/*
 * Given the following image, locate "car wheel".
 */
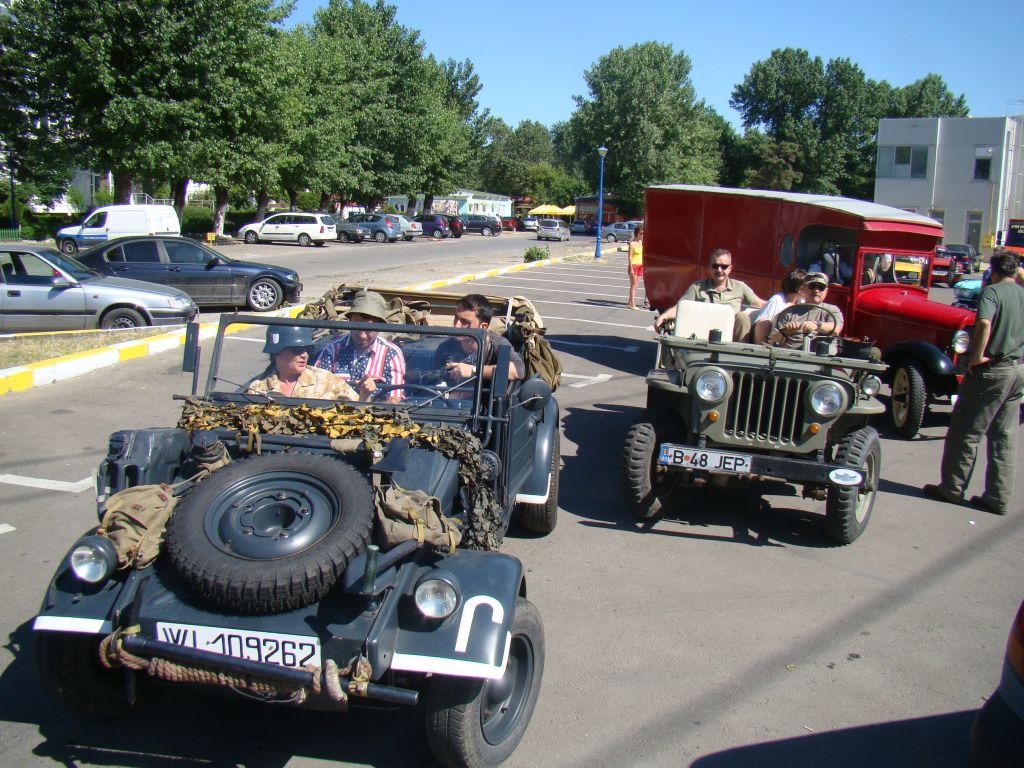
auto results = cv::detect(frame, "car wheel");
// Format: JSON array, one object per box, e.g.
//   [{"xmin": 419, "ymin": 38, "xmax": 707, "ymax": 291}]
[
  {"xmin": 246, "ymin": 278, "xmax": 283, "ymax": 312},
  {"xmin": 404, "ymin": 235, "xmax": 413, "ymax": 241},
  {"xmin": 100, "ymin": 308, "xmax": 145, "ymax": 330},
  {"xmin": 453, "ymin": 232, "xmax": 462, "ymax": 238},
  {"xmin": 314, "ymin": 240, "xmax": 325, "ymax": 247},
  {"xmin": 432, "ymin": 230, "xmax": 442, "ymax": 240},
  {"xmin": 515, "ymin": 430, "xmax": 560, "ymax": 535},
  {"xmin": 59, "ymin": 239, "xmax": 79, "ymax": 255},
  {"xmin": 297, "ymin": 232, "xmax": 313, "ymax": 247},
  {"xmin": 890, "ymin": 361, "xmax": 926, "ymax": 439},
  {"xmin": 374, "ymin": 231, "xmax": 387, "ymax": 243},
  {"xmin": 481, "ymin": 227, "xmax": 492, "ymax": 237},
  {"xmin": 243, "ymin": 231, "xmax": 260, "ymax": 244},
  {"xmin": 425, "ymin": 597, "xmax": 544, "ymax": 768},
  {"xmin": 343, "ymin": 232, "xmax": 354, "ymax": 242},
  {"xmin": 825, "ymin": 427, "xmax": 881, "ymax": 544},
  {"xmin": 37, "ymin": 631, "xmax": 134, "ymax": 718},
  {"xmin": 622, "ymin": 420, "xmax": 681, "ymax": 519},
  {"xmin": 605, "ymin": 233, "xmax": 617, "ymax": 242},
  {"xmin": 166, "ymin": 454, "xmax": 373, "ymax": 614}
]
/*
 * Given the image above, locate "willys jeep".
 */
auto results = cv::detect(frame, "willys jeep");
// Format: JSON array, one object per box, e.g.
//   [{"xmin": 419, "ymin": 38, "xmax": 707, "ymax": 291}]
[
  {"xmin": 623, "ymin": 301, "xmax": 887, "ymax": 545},
  {"xmin": 33, "ymin": 302, "xmax": 560, "ymax": 768}
]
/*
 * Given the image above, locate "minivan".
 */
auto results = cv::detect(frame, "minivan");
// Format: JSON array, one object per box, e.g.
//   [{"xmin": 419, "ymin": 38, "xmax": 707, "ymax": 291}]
[{"xmin": 56, "ymin": 205, "xmax": 181, "ymax": 255}]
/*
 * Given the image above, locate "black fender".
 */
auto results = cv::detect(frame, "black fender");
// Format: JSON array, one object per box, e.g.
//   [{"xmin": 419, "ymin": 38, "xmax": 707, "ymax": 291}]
[
  {"xmin": 882, "ymin": 341, "xmax": 955, "ymax": 381},
  {"xmin": 514, "ymin": 399, "xmax": 559, "ymax": 505},
  {"xmin": 33, "ymin": 530, "xmax": 123, "ymax": 637},
  {"xmin": 382, "ymin": 550, "xmax": 524, "ymax": 680}
]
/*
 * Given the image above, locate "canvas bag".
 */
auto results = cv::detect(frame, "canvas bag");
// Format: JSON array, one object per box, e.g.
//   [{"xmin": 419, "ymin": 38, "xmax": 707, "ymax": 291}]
[
  {"xmin": 375, "ymin": 483, "xmax": 461, "ymax": 553},
  {"xmin": 492, "ymin": 296, "xmax": 563, "ymax": 391},
  {"xmin": 96, "ymin": 484, "xmax": 178, "ymax": 570}
]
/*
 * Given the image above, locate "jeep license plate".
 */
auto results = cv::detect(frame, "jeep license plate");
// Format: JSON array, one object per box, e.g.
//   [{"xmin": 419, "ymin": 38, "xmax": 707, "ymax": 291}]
[
  {"xmin": 155, "ymin": 621, "xmax": 321, "ymax": 670},
  {"xmin": 658, "ymin": 444, "xmax": 752, "ymax": 474}
]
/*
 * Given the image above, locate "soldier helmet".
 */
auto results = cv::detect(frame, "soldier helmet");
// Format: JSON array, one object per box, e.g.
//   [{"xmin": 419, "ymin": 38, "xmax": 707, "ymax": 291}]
[{"xmin": 263, "ymin": 325, "xmax": 315, "ymax": 354}]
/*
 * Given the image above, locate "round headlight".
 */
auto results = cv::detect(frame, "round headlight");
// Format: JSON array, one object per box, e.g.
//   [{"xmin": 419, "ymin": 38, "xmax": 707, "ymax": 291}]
[
  {"xmin": 951, "ymin": 329, "xmax": 970, "ymax": 355},
  {"xmin": 860, "ymin": 375, "xmax": 882, "ymax": 397},
  {"xmin": 810, "ymin": 384, "xmax": 844, "ymax": 417},
  {"xmin": 69, "ymin": 536, "xmax": 118, "ymax": 584},
  {"xmin": 415, "ymin": 577, "xmax": 460, "ymax": 620},
  {"xmin": 694, "ymin": 370, "xmax": 729, "ymax": 402}
]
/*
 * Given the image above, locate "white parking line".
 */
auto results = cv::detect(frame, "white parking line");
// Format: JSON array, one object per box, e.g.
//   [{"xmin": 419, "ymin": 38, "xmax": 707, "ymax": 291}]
[
  {"xmin": 551, "ymin": 339, "xmax": 639, "ymax": 353},
  {"xmin": 470, "ymin": 282, "xmax": 643, "ymax": 301},
  {"xmin": 0, "ymin": 524, "xmax": 15, "ymax": 535},
  {"xmin": 561, "ymin": 373, "xmax": 613, "ymax": 388},
  {"xmin": 543, "ymin": 315, "xmax": 653, "ymax": 330},
  {"xmin": 0, "ymin": 474, "xmax": 94, "ymax": 494}
]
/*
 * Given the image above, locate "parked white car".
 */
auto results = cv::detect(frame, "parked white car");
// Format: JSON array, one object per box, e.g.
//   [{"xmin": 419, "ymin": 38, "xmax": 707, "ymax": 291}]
[
  {"xmin": 396, "ymin": 215, "xmax": 422, "ymax": 240},
  {"xmin": 238, "ymin": 212, "xmax": 336, "ymax": 247},
  {"xmin": 56, "ymin": 205, "xmax": 181, "ymax": 255},
  {"xmin": 536, "ymin": 219, "xmax": 570, "ymax": 242}
]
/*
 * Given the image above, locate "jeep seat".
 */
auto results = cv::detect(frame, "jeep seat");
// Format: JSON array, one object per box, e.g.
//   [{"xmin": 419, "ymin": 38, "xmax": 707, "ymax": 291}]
[{"xmin": 671, "ymin": 300, "xmax": 735, "ymax": 341}]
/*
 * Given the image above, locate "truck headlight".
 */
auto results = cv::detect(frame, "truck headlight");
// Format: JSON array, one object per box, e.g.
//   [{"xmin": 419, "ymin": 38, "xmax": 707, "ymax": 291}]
[
  {"xmin": 414, "ymin": 573, "xmax": 461, "ymax": 619},
  {"xmin": 809, "ymin": 383, "xmax": 845, "ymax": 417},
  {"xmin": 951, "ymin": 329, "xmax": 970, "ymax": 355},
  {"xmin": 860, "ymin": 375, "xmax": 882, "ymax": 397},
  {"xmin": 69, "ymin": 536, "xmax": 118, "ymax": 584},
  {"xmin": 693, "ymin": 369, "xmax": 729, "ymax": 403}
]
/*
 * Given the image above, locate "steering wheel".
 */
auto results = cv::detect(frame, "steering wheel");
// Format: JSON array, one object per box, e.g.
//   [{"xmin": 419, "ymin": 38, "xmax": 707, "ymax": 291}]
[{"xmin": 368, "ymin": 383, "xmax": 448, "ymax": 401}]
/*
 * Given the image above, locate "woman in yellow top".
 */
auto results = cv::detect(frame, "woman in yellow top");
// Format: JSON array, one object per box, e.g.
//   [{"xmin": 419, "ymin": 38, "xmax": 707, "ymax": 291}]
[{"xmin": 627, "ymin": 223, "xmax": 646, "ymax": 310}]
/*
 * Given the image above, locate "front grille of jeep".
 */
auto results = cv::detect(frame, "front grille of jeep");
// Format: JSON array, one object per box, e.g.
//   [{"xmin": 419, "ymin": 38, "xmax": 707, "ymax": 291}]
[{"xmin": 723, "ymin": 372, "xmax": 807, "ymax": 446}]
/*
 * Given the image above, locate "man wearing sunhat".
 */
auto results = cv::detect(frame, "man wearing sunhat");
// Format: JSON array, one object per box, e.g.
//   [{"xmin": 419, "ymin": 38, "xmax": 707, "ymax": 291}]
[
  {"xmin": 314, "ymin": 290, "xmax": 406, "ymax": 402},
  {"xmin": 767, "ymin": 271, "xmax": 844, "ymax": 350}
]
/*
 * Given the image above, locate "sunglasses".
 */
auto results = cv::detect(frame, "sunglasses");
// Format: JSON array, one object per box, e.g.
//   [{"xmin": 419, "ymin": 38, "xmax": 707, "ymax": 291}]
[
  {"xmin": 285, "ymin": 345, "xmax": 314, "ymax": 355},
  {"xmin": 711, "ymin": 264, "xmax": 731, "ymax": 271},
  {"xmin": 806, "ymin": 284, "xmax": 827, "ymax": 291}
]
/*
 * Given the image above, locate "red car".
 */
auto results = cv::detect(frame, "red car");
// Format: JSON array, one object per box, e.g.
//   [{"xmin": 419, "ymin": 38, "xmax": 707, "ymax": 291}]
[
  {"xmin": 930, "ymin": 247, "xmax": 965, "ymax": 286},
  {"xmin": 502, "ymin": 217, "xmax": 522, "ymax": 232}
]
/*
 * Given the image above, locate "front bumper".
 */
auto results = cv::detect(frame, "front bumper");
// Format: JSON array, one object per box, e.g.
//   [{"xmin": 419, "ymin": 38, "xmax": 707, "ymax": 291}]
[
  {"xmin": 148, "ymin": 307, "xmax": 199, "ymax": 326},
  {"xmin": 284, "ymin": 283, "xmax": 302, "ymax": 303},
  {"xmin": 661, "ymin": 445, "xmax": 868, "ymax": 488}
]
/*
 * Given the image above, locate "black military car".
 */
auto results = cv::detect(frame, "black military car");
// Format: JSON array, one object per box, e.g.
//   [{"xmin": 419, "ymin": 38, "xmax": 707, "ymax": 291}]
[{"xmin": 33, "ymin": 302, "xmax": 560, "ymax": 767}]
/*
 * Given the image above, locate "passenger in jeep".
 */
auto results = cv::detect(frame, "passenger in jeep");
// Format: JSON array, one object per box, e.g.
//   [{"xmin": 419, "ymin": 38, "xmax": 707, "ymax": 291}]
[
  {"xmin": 768, "ymin": 271, "xmax": 844, "ymax": 351},
  {"xmin": 248, "ymin": 325, "xmax": 359, "ymax": 401},
  {"xmin": 438, "ymin": 293, "xmax": 525, "ymax": 385}
]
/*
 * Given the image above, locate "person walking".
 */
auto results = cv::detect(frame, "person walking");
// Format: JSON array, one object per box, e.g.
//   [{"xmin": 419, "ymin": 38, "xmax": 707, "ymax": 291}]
[
  {"xmin": 923, "ymin": 249, "xmax": 1024, "ymax": 515},
  {"xmin": 626, "ymin": 224, "xmax": 646, "ymax": 310}
]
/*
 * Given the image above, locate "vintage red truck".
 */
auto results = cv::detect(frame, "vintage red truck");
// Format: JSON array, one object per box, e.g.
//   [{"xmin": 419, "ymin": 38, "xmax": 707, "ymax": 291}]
[{"xmin": 643, "ymin": 184, "xmax": 975, "ymax": 439}]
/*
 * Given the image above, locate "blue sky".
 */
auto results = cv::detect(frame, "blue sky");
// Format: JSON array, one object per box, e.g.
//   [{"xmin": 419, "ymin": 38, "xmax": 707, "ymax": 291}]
[{"xmin": 289, "ymin": 0, "xmax": 1023, "ymax": 131}]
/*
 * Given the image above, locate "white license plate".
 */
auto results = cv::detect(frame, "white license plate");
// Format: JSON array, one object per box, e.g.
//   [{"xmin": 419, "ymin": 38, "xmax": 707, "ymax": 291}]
[
  {"xmin": 933, "ymin": 269, "xmax": 948, "ymax": 276},
  {"xmin": 659, "ymin": 444, "xmax": 752, "ymax": 474},
  {"xmin": 155, "ymin": 621, "xmax": 321, "ymax": 670}
]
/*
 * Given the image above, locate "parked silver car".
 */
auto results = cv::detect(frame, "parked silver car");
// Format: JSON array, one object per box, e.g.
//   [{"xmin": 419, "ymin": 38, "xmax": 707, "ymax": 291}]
[
  {"xmin": 537, "ymin": 219, "xmax": 570, "ymax": 242},
  {"xmin": 395, "ymin": 215, "xmax": 422, "ymax": 240},
  {"xmin": 602, "ymin": 220, "xmax": 642, "ymax": 242},
  {"xmin": 0, "ymin": 244, "xmax": 197, "ymax": 332}
]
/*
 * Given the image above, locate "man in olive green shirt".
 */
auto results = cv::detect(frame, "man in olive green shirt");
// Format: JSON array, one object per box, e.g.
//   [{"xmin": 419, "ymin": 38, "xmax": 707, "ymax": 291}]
[
  {"xmin": 924, "ymin": 250, "xmax": 1024, "ymax": 515},
  {"xmin": 656, "ymin": 248, "xmax": 765, "ymax": 340}
]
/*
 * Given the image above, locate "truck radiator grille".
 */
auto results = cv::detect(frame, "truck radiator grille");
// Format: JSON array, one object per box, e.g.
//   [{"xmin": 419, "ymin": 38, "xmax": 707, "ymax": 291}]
[{"xmin": 723, "ymin": 372, "xmax": 807, "ymax": 446}]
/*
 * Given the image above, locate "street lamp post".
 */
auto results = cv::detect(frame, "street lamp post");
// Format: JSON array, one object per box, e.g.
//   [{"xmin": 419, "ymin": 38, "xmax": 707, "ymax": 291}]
[{"xmin": 594, "ymin": 145, "xmax": 608, "ymax": 259}]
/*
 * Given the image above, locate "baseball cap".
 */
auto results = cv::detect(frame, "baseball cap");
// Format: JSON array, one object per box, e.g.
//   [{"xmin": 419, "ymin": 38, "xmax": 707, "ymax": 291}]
[
  {"xmin": 802, "ymin": 272, "xmax": 829, "ymax": 288},
  {"xmin": 348, "ymin": 290, "xmax": 389, "ymax": 322}
]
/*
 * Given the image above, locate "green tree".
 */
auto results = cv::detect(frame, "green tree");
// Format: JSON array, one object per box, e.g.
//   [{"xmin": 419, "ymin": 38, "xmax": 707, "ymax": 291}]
[
  {"xmin": 565, "ymin": 42, "xmax": 721, "ymax": 214},
  {"xmin": 888, "ymin": 74, "xmax": 969, "ymax": 118}
]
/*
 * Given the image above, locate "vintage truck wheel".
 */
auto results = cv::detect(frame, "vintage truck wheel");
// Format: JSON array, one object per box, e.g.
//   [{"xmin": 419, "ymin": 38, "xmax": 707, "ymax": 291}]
[
  {"xmin": 622, "ymin": 420, "xmax": 679, "ymax": 519},
  {"xmin": 515, "ymin": 430, "xmax": 560, "ymax": 535},
  {"xmin": 166, "ymin": 454, "xmax": 373, "ymax": 614},
  {"xmin": 890, "ymin": 361, "xmax": 926, "ymax": 439},
  {"xmin": 825, "ymin": 427, "xmax": 881, "ymax": 545},
  {"xmin": 425, "ymin": 597, "xmax": 544, "ymax": 768},
  {"xmin": 36, "ymin": 631, "xmax": 133, "ymax": 717}
]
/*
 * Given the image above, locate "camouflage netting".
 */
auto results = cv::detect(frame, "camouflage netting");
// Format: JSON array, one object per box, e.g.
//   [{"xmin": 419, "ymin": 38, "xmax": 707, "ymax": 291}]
[
  {"xmin": 178, "ymin": 398, "xmax": 503, "ymax": 550},
  {"xmin": 297, "ymin": 285, "xmax": 433, "ymax": 326}
]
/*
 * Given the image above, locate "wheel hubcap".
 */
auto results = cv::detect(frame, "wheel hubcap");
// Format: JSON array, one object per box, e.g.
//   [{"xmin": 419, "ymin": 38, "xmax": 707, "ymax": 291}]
[
  {"xmin": 481, "ymin": 634, "xmax": 533, "ymax": 745},
  {"xmin": 251, "ymin": 284, "xmax": 276, "ymax": 309}
]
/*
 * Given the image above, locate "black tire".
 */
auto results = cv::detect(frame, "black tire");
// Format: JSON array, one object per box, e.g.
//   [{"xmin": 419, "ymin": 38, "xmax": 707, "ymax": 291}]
[
  {"xmin": 622, "ymin": 421, "xmax": 679, "ymax": 519},
  {"xmin": 244, "ymin": 230, "xmax": 260, "ymax": 244},
  {"xmin": 515, "ymin": 430, "xmax": 560, "ymax": 535},
  {"xmin": 825, "ymin": 427, "xmax": 881, "ymax": 544},
  {"xmin": 374, "ymin": 230, "xmax": 388, "ymax": 243},
  {"xmin": 314, "ymin": 240, "xmax": 325, "ymax": 247},
  {"xmin": 890, "ymin": 361, "xmax": 926, "ymax": 439},
  {"xmin": 453, "ymin": 232, "xmax": 462, "ymax": 238},
  {"xmin": 100, "ymin": 307, "xmax": 145, "ymax": 330},
  {"xmin": 343, "ymin": 232, "xmax": 355, "ymax": 242},
  {"xmin": 36, "ymin": 631, "xmax": 132, "ymax": 718},
  {"xmin": 59, "ymin": 239, "xmax": 78, "ymax": 255},
  {"xmin": 297, "ymin": 232, "xmax": 313, "ymax": 247},
  {"xmin": 432, "ymin": 230, "xmax": 443, "ymax": 240},
  {"xmin": 166, "ymin": 454, "xmax": 373, "ymax": 614},
  {"xmin": 605, "ymin": 233, "xmax": 616, "ymax": 242},
  {"xmin": 246, "ymin": 278, "xmax": 283, "ymax": 312},
  {"xmin": 481, "ymin": 226, "xmax": 493, "ymax": 237},
  {"xmin": 425, "ymin": 597, "xmax": 544, "ymax": 768},
  {"xmin": 404, "ymin": 235, "xmax": 413, "ymax": 241}
]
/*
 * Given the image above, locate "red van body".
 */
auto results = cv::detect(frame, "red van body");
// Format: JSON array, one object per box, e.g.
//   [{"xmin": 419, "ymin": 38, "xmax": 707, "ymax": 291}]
[{"xmin": 643, "ymin": 185, "xmax": 976, "ymax": 438}]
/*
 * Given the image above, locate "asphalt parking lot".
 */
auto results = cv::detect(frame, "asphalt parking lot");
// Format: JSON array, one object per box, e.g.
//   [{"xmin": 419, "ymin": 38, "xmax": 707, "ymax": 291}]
[{"xmin": 0, "ymin": 249, "xmax": 1020, "ymax": 768}]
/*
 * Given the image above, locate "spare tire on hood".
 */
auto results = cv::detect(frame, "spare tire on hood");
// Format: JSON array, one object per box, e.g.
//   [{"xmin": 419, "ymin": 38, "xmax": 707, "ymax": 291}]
[{"xmin": 166, "ymin": 453, "xmax": 373, "ymax": 614}]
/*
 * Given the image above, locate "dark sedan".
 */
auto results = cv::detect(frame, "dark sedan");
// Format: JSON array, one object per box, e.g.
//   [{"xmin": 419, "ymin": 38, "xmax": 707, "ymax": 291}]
[{"xmin": 77, "ymin": 236, "xmax": 301, "ymax": 312}]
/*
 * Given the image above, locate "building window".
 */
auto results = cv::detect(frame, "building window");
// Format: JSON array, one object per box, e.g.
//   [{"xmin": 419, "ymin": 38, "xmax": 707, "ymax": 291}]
[
  {"xmin": 973, "ymin": 146, "xmax": 993, "ymax": 181},
  {"xmin": 876, "ymin": 145, "xmax": 928, "ymax": 179}
]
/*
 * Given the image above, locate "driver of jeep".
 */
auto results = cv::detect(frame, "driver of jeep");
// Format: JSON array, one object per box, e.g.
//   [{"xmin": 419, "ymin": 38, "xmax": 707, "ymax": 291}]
[
  {"xmin": 313, "ymin": 290, "xmax": 406, "ymax": 403},
  {"xmin": 767, "ymin": 271, "xmax": 844, "ymax": 351},
  {"xmin": 436, "ymin": 294, "xmax": 525, "ymax": 390},
  {"xmin": 247, "ymin": 325, "xmax": 359, "ymax": 401}
]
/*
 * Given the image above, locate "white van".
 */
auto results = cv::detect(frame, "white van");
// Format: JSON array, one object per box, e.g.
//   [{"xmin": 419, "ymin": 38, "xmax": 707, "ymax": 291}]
[{"xmin": 56, "ymin": 205, "xmax": 181, "ymax": 254}]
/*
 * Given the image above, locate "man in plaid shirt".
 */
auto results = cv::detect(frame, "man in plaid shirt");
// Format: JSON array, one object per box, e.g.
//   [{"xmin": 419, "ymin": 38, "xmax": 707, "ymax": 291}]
[{"xmin": 314, "ymin": 291, "xmax": 405, "ymax": 402}]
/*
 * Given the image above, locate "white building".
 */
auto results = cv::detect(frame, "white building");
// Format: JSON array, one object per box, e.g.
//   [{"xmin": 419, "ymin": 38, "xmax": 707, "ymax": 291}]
[
  {"xmin": 387, "ymin": 190, "xmax": 512, "ymax": 218},
  {"xmin": 873, "ymin": 116, "xmax": 1024, "ymax": 256}
]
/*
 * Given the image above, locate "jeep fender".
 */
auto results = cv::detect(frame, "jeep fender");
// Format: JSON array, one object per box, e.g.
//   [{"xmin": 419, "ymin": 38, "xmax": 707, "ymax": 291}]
[
  {"xmin": 515, "ymin": 399, "xmax": 559, "ymax": 504},
  {"xmin": 882, "ymin": 341, "xmax": 955, "ymax": 381},
  {"xmin": 383, "ymin": 551, "xmax": 524, "ymax": 680},
  {"xmin": 33, "ymin": 530, "xmax": 122, "ymax": 636}
]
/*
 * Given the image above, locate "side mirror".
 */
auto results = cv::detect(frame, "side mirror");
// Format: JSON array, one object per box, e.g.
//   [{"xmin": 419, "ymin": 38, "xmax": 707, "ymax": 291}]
[
  {"xmin": 51, "ymin": 276, "xmax": 73, "ymax": 289},
  {"xmin": 206, "ymin": 255, "xmax": 220, "ymax": 267},
  {"xmin": 516, "ymin": 378, "xmax": 552, "ymax": 412}
]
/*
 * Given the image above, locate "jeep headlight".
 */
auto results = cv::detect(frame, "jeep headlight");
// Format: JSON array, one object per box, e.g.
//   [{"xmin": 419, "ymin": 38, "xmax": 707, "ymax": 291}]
[
  {"xmin": 693, "ymin": 369, "xmax": 729, "ymax": 403},
  {"xmin": 414, "ymin": 573, "xmax": 461, "ymax": 620},
  {"xmin": 809, "ymin": 383, "xmax": 845, "ymax": 417},
  {"xmin": 69, "ymin": 535, "xmax": 118, "ymax": 584},
  {"xmin": 951, "ymin": 329, "xmax": 970, "ymax": 355},
  {"xmin": 860, "ymin": 375, "xmax": 882, "ymax": 397}
]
